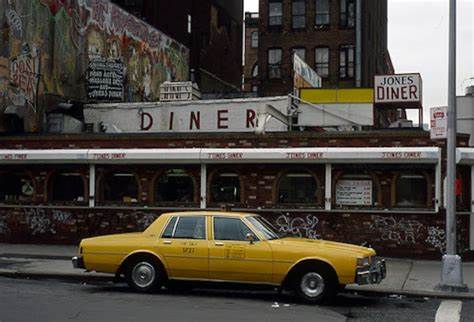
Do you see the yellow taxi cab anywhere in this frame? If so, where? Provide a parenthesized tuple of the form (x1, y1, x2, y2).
(72, 211, 386, 303)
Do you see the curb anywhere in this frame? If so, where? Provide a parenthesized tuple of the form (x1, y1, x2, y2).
(346, 286, 474, 300)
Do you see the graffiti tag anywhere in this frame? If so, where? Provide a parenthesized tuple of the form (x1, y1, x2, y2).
(371, 216, 423, 245)
(275, 214, 320, 239)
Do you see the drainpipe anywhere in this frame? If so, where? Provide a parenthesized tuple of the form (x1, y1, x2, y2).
(355, 0, 362, 87)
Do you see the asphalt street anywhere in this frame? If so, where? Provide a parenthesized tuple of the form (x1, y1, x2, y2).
(0, 277, 472, 322)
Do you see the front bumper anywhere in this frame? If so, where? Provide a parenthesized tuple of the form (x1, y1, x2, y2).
(72, 256, 85, 269)
(355, 258, 386, 285)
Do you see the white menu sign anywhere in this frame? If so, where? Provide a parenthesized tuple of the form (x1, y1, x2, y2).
(335, 180, 372, 206)
(430, 106, 447, 140)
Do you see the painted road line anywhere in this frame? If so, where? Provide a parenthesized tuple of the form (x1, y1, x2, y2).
(435, 300, 462, 322)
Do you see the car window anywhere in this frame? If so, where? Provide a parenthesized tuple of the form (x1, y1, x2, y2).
(174, 216, 206, 239)
(213, 217, 255, 241)
(162, 216, 177, 238)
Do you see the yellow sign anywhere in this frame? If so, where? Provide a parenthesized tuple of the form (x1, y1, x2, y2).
(300, 88, 374, 104)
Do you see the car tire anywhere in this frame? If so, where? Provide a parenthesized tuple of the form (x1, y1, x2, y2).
(294, 267, 337, 304)
(125, 259, 162, 293)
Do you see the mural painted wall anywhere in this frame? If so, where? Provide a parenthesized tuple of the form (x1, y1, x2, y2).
(0, 0, 189, 132)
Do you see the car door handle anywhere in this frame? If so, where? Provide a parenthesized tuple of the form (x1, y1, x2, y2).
(163, 240, 172, 245)
(215, 242, 224, 246)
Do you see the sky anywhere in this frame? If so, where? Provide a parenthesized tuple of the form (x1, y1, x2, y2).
(244, 0, 474, 124)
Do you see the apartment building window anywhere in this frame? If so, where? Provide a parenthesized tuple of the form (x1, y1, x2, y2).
(292, 48, 306, 61)
(339, 45, 354, 79)
(340, 0, 355, 28)
(315, 0, 330, 26)
(251, 63, 259, 77)
(251, 31, 258, 48)
(315, 47, 329, 78)
(269, 0, 283, 26)
(268, 48, 282, 79)
(292, 0, 306, 29)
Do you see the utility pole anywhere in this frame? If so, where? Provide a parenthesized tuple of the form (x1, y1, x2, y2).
(438, 0, 467, 292)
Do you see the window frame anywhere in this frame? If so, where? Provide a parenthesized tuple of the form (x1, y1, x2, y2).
(212, 216, 259, 242)
(268, 0, 283, 27)
(250, 31, 259, 48)
(314, 46, 330, 78)
(161, 215, 207, 240)
(99, 170, 140, 204)
(267, 48, 283, 80)
(292, 0, 306, 30)
(315, 0, 330, 27)
(292, 47, 307, 62)
(275, 169, 323, 206)
(208, 170, 243, 204)
(48, 170, 87, 204)
(152, 168, 197, 205)
(251, 63, 259, 78)
(340, 0, 355, 28)
(393, 172, 431, 209)
(339, 44, 355, 79)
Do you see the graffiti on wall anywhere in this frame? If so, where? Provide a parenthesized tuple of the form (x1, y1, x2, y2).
(425, 226, 446, 253)
(275, 214, 320, 239)
(24, 208, 56, 235)
(371, 215, 423, 245)
(0, 0, 189, 131)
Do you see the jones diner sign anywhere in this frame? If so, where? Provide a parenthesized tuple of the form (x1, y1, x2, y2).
(374, 73, 422, 107)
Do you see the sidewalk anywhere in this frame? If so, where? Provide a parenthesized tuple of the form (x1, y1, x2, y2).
(0, 243, 473, 299)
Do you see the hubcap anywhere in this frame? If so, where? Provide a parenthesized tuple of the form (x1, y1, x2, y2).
(300, 272, 325, 298)
(131, 262, 156, 288)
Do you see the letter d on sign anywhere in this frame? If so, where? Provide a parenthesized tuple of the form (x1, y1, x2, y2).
(140, 112, 153, 131)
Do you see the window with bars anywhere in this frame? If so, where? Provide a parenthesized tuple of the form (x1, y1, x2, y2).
(315, 0, 330, 26)
(340, 0, 355, 28)
(292, 0, 306, 29)
(268, 48, 282, 79)
(269, 0, 283, 26)
(339, 44, 354, 79)
(315, 47, 329, 78)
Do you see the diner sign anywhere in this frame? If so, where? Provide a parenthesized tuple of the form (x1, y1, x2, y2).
(335, 180, 372, 206)
(374, 74, 422, 105)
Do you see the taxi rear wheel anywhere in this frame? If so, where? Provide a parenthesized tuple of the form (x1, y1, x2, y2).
(125, 259, 162, 292)
(294, 267, 337, 304)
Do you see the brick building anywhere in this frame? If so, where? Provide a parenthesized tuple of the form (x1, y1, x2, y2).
(243, 12, 260, 93)
(244, 0, 393, 96)
(112, 0, 244, 94)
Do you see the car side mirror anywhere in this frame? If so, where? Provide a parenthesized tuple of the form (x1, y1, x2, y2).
(246, 233, 256, 244)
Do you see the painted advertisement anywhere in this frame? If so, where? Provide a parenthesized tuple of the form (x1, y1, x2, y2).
(335, 180, 372, 206)
(293, 53, 322, 93)
(84, 97, 289, 133)
(374, 74, 422, 106)
(87, 57, 124, 101)
(0, 0, 189, 132)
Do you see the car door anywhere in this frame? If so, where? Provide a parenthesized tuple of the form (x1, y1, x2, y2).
(159, 215, 209, 279)
(209, 216, 273, 284)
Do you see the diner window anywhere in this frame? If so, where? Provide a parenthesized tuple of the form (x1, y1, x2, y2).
(278, 172, 318, 204)
(251, 31, 258, 48)
(251, 63, 259, 78)
(0, 174, 34, 202)
(214, 217, 254, 241)
(102, 172, 138, 203)
(315, 0, 330, 26)
(292, 0, 306, 29)
(292, 47, 306, 61)
(268, 0, 283, 26)
(340, 0, 355, 28)
(268, 48, 282, 79)
(210, 172, 241, 203)
(50, 172, 85, 202)
(339, 44, 354, 79)
(335, 174, 377, 207)
(155, 169, 195, 203)
(315, 47, 329, 78)
(395, 173, 428, 208)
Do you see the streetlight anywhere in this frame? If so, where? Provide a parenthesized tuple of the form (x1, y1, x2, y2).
(438, 0, 468, 292)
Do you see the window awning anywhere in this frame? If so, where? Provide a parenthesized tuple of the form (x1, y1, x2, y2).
(457, 148, 474, 165)
(0, 147, 441, 165)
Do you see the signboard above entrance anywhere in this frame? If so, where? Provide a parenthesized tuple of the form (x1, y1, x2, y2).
(374, 74, 422, 107)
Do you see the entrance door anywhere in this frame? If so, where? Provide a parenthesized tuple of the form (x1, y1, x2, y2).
(209, 216, 273, 283)
(159, 215, 209, 279)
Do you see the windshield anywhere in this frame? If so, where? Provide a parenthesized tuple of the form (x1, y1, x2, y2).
(247, 216, 280, 240)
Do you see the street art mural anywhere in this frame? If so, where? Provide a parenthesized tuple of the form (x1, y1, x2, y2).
(0, 0, 189, 132)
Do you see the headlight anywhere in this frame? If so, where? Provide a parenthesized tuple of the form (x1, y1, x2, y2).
(357, 257, 370, 267)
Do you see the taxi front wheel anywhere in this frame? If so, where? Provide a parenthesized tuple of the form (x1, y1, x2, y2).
(125, 259, 162, 292)
(294, 267, 337, 304)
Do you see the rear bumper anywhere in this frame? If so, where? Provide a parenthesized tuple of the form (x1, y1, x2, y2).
(356, 258, 386, 285)
(72, 256, 85, 269)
